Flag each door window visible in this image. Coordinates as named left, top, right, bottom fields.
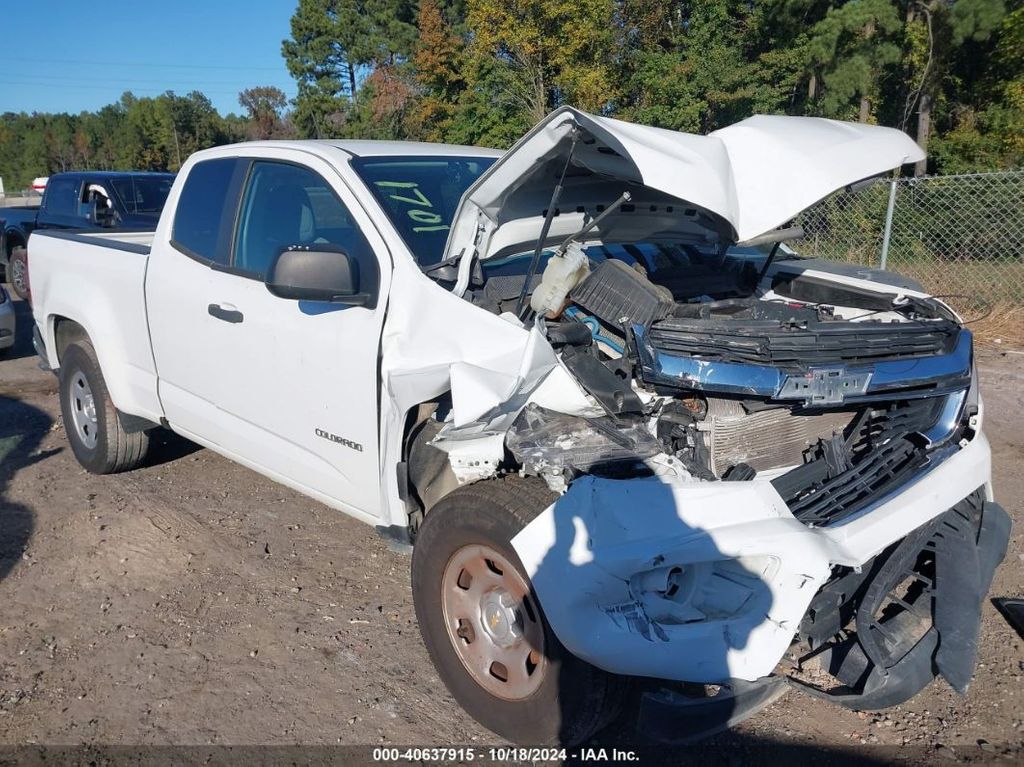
left=232, top=161, right=379, bottom=295
left=110, top=175, right=174, bottom=214
left=172, top=158, right=247, bottom=266
left=42, top=176, right=81, bottom=218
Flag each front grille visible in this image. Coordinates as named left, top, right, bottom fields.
left=648, top=317, right=960, bottom=370
left=784, top=437, right=930, bottom=526
left=771, top=397, right=948, bottom=527
left=849, top=397, right=945, bottom=455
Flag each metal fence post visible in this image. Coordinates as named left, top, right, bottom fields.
left=879, top=179, right=897, bottom=270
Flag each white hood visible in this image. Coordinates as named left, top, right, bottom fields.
left=444, top=107, right=924, bottom=262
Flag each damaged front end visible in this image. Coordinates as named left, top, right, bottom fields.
left=486, top=263, right=1005, bottom=714
left=795, top=489, right=1009, bottom=707
left=397, top=107, right=1010, bottom=720
left=416, top=241, right=1011, bottom=711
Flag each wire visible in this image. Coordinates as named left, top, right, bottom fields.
left=0, top=72, right=291, bottom=87
left=928, top=294, right=993, bottom=325
left=0, top=79, right=252, bottom=96
left=782, top=292, right=990, bottom=327
left=0, top=55, right=282, bottom=71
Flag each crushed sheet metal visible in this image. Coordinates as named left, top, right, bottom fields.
left=432, top=431, right=506, bottom=484
left=381, top=274, right=551, bottom=419
left=524, top=362, right=603, bottom=418
left=511, top=475, right=833, bottom=682
left=449, top=321, right=557, bottom=427
left=377, top=270, right=546, bottom=525
left=511, top=433, right=995, bottom=684
left=378, top=273, right=559, bottom=496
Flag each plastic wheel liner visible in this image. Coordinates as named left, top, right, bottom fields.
left=791, top=489, right=1011, bottom=708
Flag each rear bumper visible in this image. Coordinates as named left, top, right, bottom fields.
left=512, top=432, right=1003, bottom=685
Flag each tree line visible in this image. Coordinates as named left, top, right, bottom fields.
left=0, top=90, right=284, bottom=192
left=1, top=0, right=1020, bottom=192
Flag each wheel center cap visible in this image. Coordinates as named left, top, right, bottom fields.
left=480, top=590, right=519, bottom=644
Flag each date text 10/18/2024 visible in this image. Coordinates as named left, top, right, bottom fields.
left=373, top=747, right=641, bottom=762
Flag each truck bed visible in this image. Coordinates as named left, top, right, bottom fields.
left=30, top=228, right=163, bottom=424
left=36, top=228, right=156, bottom=254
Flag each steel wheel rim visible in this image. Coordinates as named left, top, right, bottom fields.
left=69, top=372, right=99, bottom=449
left=441, top=544, right=547, bottom=700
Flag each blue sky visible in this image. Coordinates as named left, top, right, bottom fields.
left=0, top=0, right=299, bottom=116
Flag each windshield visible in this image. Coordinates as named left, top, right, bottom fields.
left=110, top=175, right=174, bottom=215
left=352, top=155, right=497, bottom=266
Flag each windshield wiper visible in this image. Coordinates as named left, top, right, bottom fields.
left=421, top=250, right=465, bottom=275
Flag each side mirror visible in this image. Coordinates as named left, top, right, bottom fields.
left=87, top=199, right=117, bottom=228
left=265, top=245, right=370, bottom=305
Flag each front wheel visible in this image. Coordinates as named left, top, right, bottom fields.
left=411, top=476, right=624, bottom=745
left=59, top=340, right=149, bottom=474
left=9, top=246, right=30, bottom=301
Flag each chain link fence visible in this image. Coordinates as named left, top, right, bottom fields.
left=796, top=169, right=1024, bottom=340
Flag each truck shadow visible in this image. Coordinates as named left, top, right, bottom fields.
left=3, top=289, right=37, bottom=362
left=141, top=427, right=203, bottom=468
left=0, top=395, right=56, bottom=582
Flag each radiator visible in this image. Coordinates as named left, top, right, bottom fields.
left=699, top=398, right=857, bottom=475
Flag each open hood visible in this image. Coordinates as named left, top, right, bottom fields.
left=444, top=107, right=924, bottom=264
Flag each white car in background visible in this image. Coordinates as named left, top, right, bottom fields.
left=0, top=284, right=15, bottom=354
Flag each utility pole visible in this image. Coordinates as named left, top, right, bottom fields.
left=172, top=125, right=182, bottom=168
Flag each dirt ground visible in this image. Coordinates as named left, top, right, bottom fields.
left=1, top=288, right=1022, bottom=759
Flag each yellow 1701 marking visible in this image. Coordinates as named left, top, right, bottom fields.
left=375, top=180, right=448, bottom=232
left=375, top=180, right=433, bottom=208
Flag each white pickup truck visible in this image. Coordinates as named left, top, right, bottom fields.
left=29, top=108, right=1009, bottom=744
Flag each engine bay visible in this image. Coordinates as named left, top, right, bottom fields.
left=452, top=239, right=975, bottom=522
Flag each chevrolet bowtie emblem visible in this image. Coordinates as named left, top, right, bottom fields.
left=778, top=368, right=873, bottom=405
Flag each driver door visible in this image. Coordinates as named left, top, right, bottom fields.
left=152, top=152, right=390, bottom=522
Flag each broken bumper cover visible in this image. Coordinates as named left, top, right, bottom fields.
left=512, top=432, right=1002, bottom=685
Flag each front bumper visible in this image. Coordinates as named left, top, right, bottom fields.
left=512, top=432, right=1004, bottom=685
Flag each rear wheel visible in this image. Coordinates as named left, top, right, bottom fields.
left=59, top=340, right=149, bottom=473
left=9, top=246, right=29, bottom=301
left=411, top=476, right=624, bottom=745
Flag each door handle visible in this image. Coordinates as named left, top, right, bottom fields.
left=208, top=303, right=244, bottom=323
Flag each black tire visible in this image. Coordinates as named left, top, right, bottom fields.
left=411, top=476, right=624, bottom=746
left=59, top=340, right=149, bottom=474
left=9, top=246, right=30, bottom=302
